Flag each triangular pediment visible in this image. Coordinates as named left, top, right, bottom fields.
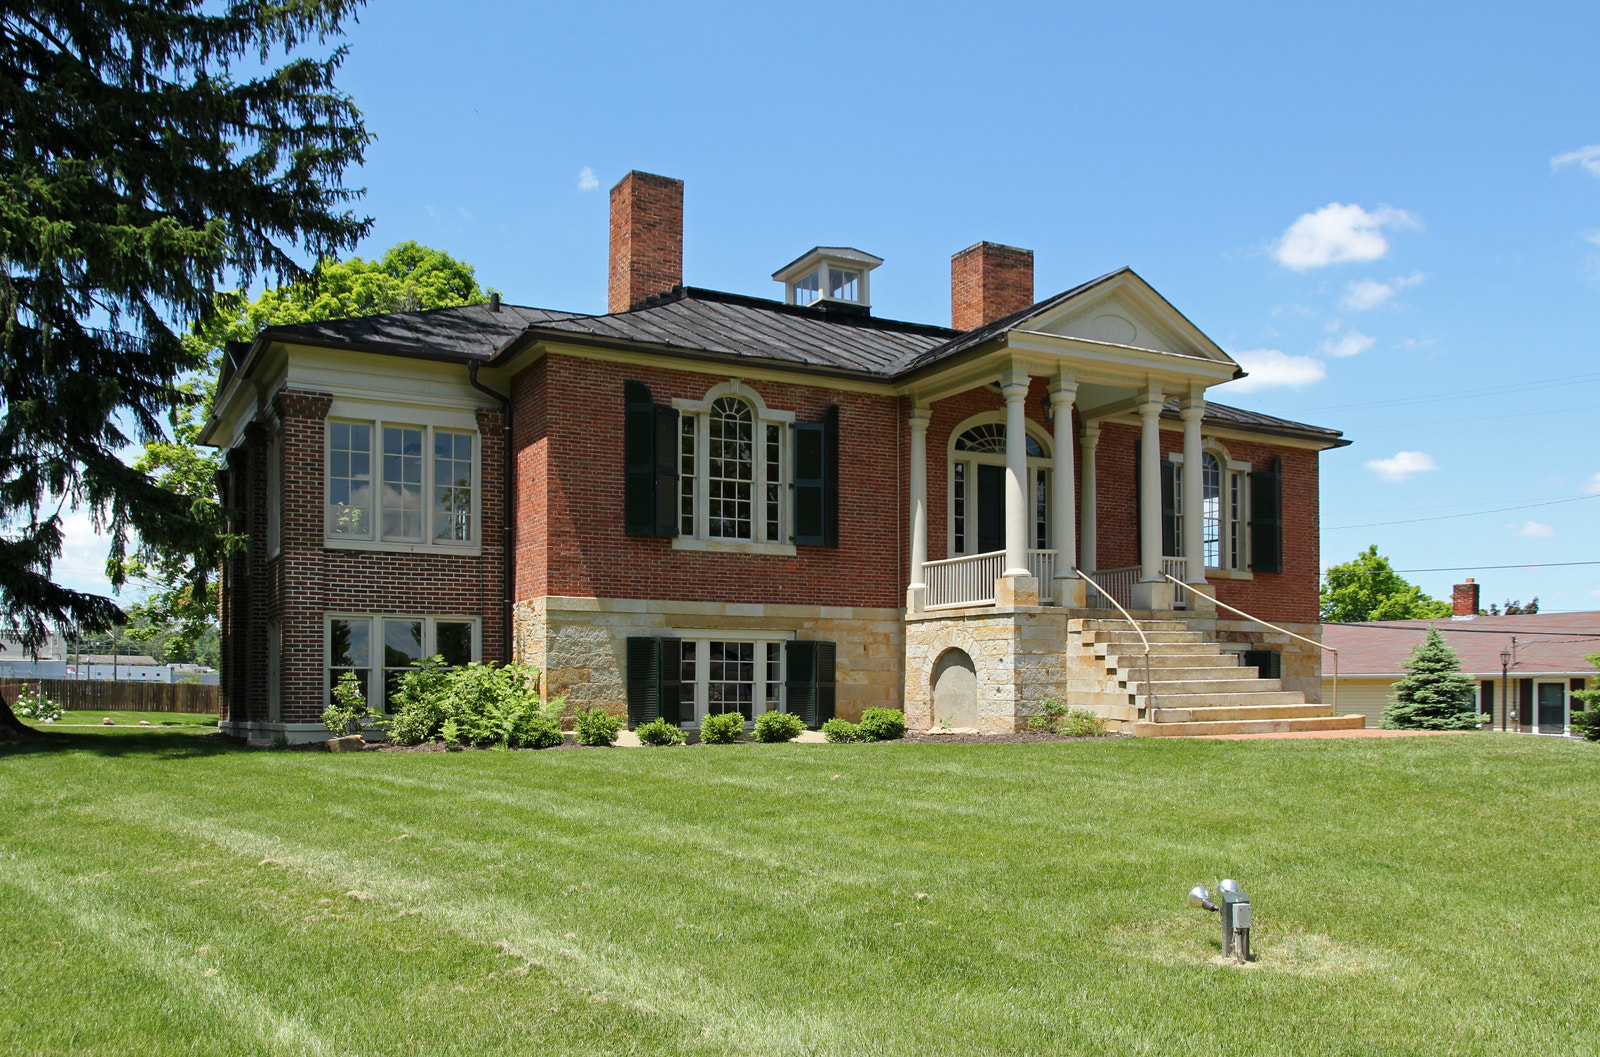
left=1020, top=270, right=1235, bottom=366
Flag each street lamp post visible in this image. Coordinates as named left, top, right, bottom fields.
left=1500, top=647, right=1512, bottom=733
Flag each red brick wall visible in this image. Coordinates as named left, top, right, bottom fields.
left=951, top=243, right=1034, bottom=330
left=1089, top=421, right=1320, bottom=624
left=609, top=171, right=684, bottom=314
left=220, top=387, right=511, bottom=727
left=515, top=354, right=906, bottom=609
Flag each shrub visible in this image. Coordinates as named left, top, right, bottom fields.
left=1025, top=699, right=1070, bottom=732
left=699, top=710, right=746, bottom=744
left=384, top=658, right=454, bottom=745
left=321, top=671, right=373, bottom=736
left=380, top=661, right=564, bottom=748
left=821, top=718, right=861, bottom=743
left=636, top=718, right=686, bottom=746
left=509, top=715, right=564, bottom=750
left=754, top=711, right=804, bottom=743
left=1571, top=707, right=1600, bottom=742
left=858, top=708, right=906, bottom=741
left=575, top=708, right=622, bottom=746
left=1058, top=709, right=1109, bottom=738
left=12, top=688, right=63, bottom=722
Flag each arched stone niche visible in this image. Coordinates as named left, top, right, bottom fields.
left=931, top=647, right=979, bottom=728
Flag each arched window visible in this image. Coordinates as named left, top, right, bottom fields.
left=1174, top=447, right=1248, bottom=571
left=1202, top=452, right=1221, bottom=568
left=947, top=417, right=1051, bottom=556
left=706, top=397, right=754, bottom=539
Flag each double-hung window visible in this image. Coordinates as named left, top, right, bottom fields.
left=326, top=419, right=477, bottom=548
left=1173, top=450, right=1250, bottom=572
left=327, top=614, right=479, bottom=711
left=673, top=387, right=796, bottom=550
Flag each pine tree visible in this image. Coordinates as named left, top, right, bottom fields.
left=0, top=2, right=370, bottom=737
left=1382, top=628, right=1481, bottom=730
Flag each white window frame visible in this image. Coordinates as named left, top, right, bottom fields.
left=673, top=628, right=794, bottom=728
left=1171, top=446, right=1252, bottom=577
left=671, top=382, right=797, bottom=556
left=945, top=412, right=1053, bottom=558
left=325, top=613, right=482, bottom=713
left=324, top=417, right=481, bottom=554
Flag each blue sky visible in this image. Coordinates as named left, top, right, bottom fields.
left=63, top=0, right=1600, bottom=611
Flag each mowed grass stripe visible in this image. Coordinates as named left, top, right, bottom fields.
left=3, top=729, right=1598, bottom=1055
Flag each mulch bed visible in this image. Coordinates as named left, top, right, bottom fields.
left=902, top=731, right=1126, bottom=745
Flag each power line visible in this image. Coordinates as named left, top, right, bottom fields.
left=1300, top=369, right=1600, bottom=415
left=1323, top=493, right=1600, bottom=529
left=1388, top=560, right=1600, bottom=573
left=1332, top=624, right=1600, bottom=638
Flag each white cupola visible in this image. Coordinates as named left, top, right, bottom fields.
left=772, top=247, right=883, bottom=309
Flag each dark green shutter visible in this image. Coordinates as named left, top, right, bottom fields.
left=625, top=382, right=657, bottom=536
left=626, top=636, right=661, bottom=726
left=1160, top=459, right=1177, bottom=558
left=785, top=639, right=836, bottom=728
left=793, top=420, right=826, bottom=545
left=823, top=406, right=839, bottom=546
left=624, top=381, right=678, bottom=537
left=627, top=636, right=683, bottom=728
left=1248, top=458, right=1282, bottom=574
left=1518, top=679, right=1533, bottom=730
left=652, top=404, right=679, bottom=536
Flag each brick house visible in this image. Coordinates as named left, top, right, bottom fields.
left=202, top=170, right=1356, bottom=744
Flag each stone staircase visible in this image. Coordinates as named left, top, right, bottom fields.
left=1074, top=618, right=1365, bottom=737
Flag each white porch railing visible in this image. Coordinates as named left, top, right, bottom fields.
left=925, top=551, right=1003, bottom=608
left=924, top=549, right=1060, bottom=609
left=1030, top=549, right=1057, bottom=604
left=1085, top=557, right=1188, bottom=610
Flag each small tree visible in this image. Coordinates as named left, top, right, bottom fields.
left=1382, top=629, right=1481, bottom=730
left=1321, top=546, right=1453, bottom=623
left=1571, top=653, right=1600, bottom=741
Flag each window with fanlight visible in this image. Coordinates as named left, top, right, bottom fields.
left=947, top=418, right=1052, bottom=557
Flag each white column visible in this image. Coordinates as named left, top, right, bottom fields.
left=1180, top=393, right=1207, bottom=586
left=907, top=403, right=930, bottom=611
left=1079, top=422, right=1099, bottom=573
left=1136, top=386, right=1164, bottom=583
left=1049, top=374, right=1083, bottom=607
left=1001, top=369, right=1032, bottom=579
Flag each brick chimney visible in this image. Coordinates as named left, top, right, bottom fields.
left=609, top=171, right=683, bottom=314
left=951, top=242, right=1034, bottom=330
left=1452, top=578, right=1480, bottom=617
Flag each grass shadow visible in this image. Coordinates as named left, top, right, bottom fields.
left=0, top=727, right=252, bottom=761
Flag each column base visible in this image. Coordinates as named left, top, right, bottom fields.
left=1130, top=579, right=1174, bottom=611
left=994, top=574, right=1039, bottom=607
left=906, top=585, right=927, bottom=613
left=1052, top=575, right=1087, bottom=608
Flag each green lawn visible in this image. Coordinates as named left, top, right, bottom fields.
left=50, top=710, right=219, bottom=727
left=2, top=728, right=1596, bottom=1057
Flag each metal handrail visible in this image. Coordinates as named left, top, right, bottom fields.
left=1161, top=573, right=1339, bottom=716
left=1075, top=566, right=1156, bottom=718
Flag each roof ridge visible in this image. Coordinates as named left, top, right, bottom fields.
left=624, top=285, right=959, bottom=338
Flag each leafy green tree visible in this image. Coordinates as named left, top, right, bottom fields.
left=1319, top=545, right=1453, bottom=623
left=1571, top=653, right=1600, bottom=741
left=121, top=243, right=492, bottom=659
left=1382, top=628, right=1481, bottom=730
left=0, top=0, right=371, bottom=715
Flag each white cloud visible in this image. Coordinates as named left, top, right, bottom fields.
left=1273, top=203, right=1421, bottom=271
left=53, top=508, right=122, bottom=599
left=1589, top=587, right=1600, bottom=597
left=1319, top=329, right=1375, bottom=358
left=1510, top=520, right=1556, bottom=538
left=1584, top=472, right=1600, bottom=495
left=1552, top=144, right=1600, bottom=177
left=1342, top=272, right=1425, bottom=310
left=1226, top=348, right=1326, bottom=392
left=578, top=166, right=599, bottom=191
left=1364, top=450, right=1438, bottom=482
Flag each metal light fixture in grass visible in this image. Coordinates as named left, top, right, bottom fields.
left=1187, top=879, right=1252, bottom=963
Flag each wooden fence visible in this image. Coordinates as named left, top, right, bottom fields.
left=2, top=679, right=221, bottom=714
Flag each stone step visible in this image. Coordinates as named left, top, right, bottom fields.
left=1074, top=619, right=1192, bottom=633
left=1094, top=641, right=1228, bottom=658
left=1132, top=714, right=1367, bottom=738
left=1149, top=702, right=1331, bottom=723
left=1084, top=630, right=1207, bottom=645
left=1128, top=678, right=1285, bottom=696
left=1122, top=664, right=1264, bottom=682
left=1134, top=690, right=1307, bottom=709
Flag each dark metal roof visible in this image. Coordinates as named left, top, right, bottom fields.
left=223, top=282, right=1344, bottom=445
left=521, top=287, right=953, bottom=375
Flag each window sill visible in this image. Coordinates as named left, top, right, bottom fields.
left=671, top=537, right=797, bottom=557
left=1203, top=567, right=1253, bottom=580
left=323, top=538, right=482, bottom=558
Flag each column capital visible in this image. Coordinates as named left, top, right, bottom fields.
left=1135, top=388, right=1165, bottom=418
left=1178, top=390, right=1206, bottom=420
left=1081, top=421, right=1101, bottom=446
left=1048, top=370, right=1078, bottom=401
left=908, top=404, right=931, bottom=430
